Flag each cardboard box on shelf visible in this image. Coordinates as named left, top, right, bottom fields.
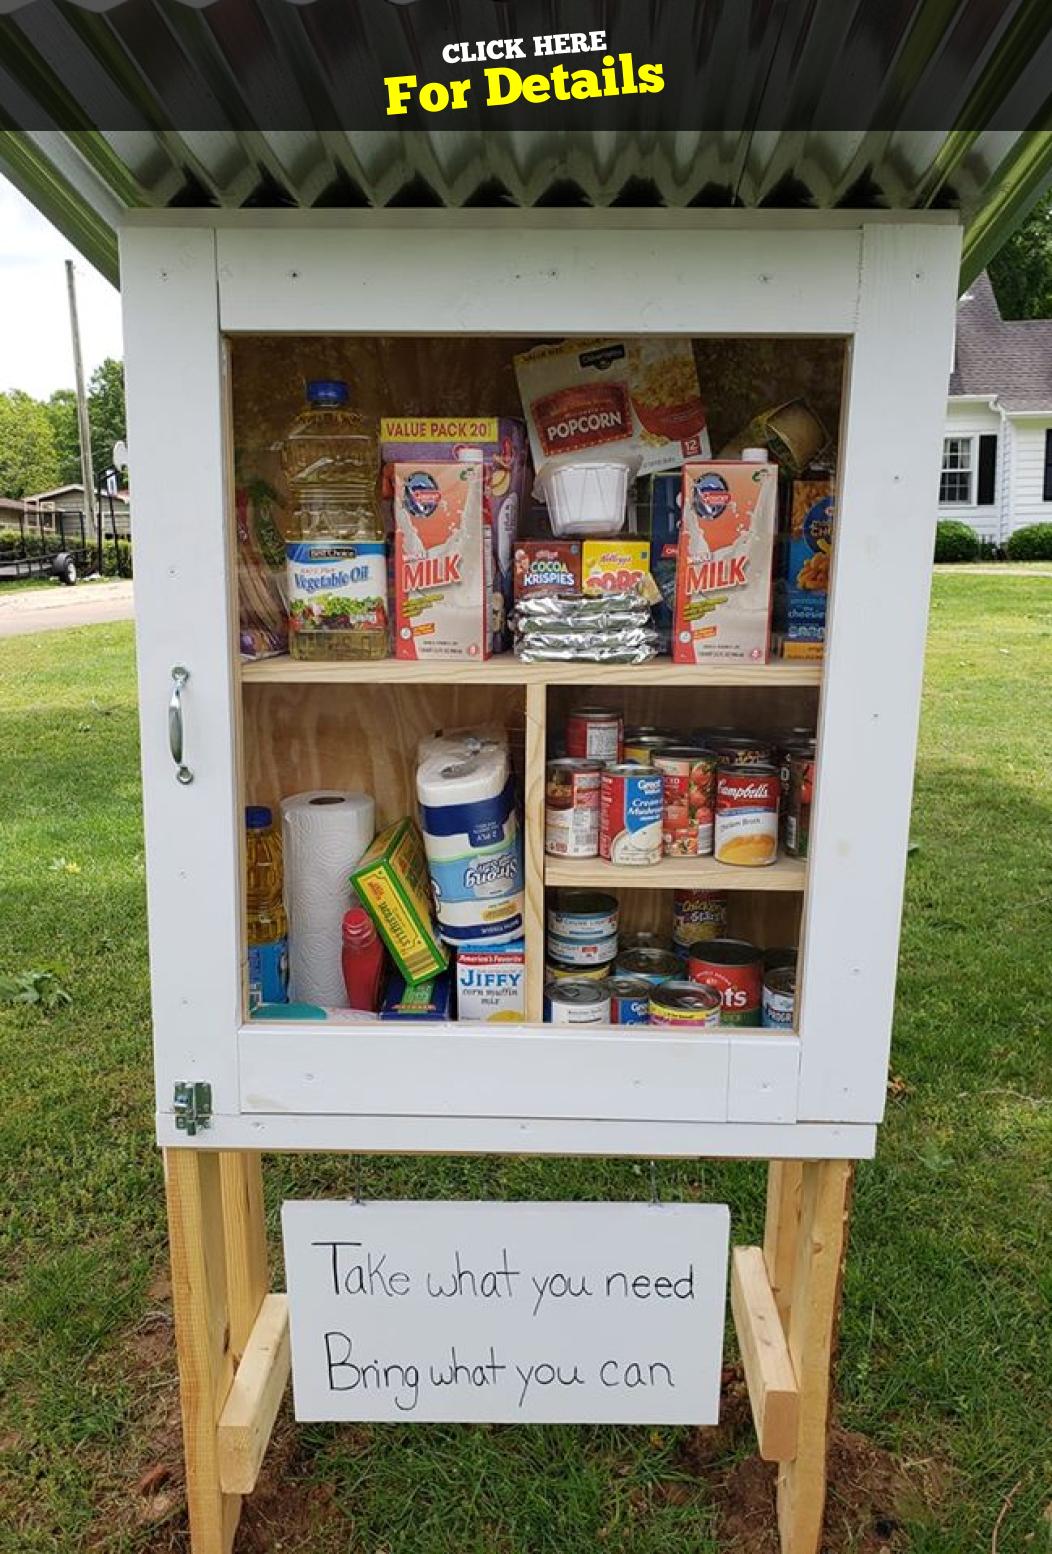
left=774, top=477, right=834, bottom=653
left=392, top=458, right=489, bottom=660
left=673, top=459, right=778, bottom=663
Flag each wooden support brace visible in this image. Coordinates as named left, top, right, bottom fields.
left=217, top=1294, right=291, bottom=1495
left=730, top=1245, right=800, bottom=1462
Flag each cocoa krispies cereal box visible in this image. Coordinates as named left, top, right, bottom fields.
left=673, top=460, right=778, bottom=663
left=514, top=339, right=709, bottom=477
left=513, top=540, right=582, bottom=599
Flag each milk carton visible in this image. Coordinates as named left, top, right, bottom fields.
left=456, top=939, right=526, bottom=1022
left=673, top=457, right=777, bottom=663
left=392, top=456, right=488, bottom=659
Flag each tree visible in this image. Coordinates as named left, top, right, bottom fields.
left=87, top=358, right=126, bottom=482
left=988, top=191, right=1052, bottom=319
left=0, top=391, right=59, bottom=498
left=46, top=388, right=81, bottom=486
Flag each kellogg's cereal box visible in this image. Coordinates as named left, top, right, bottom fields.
left=673, top=459, right=778, bottom=663
left=393, top=457, right=488, bottom=660
left=582, top=538, right=653, bottom=598
left=513, top=540, right=582, bottom=599
left=514, top=338, right=709, bottom=477
left=773, top=476, right=834, bottom=652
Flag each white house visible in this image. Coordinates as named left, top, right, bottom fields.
left=941, top=271, right=1052, bottom=545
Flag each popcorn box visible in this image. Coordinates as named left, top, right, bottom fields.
left=673, top=460, right=778, bottom=663
left=392, top=458, right=488, bottom=660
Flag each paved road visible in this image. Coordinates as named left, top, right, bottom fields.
left=0, top=579, right=135, bottom=638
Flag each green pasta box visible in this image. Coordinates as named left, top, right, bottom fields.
left=350, top=819, right=449, bottom=986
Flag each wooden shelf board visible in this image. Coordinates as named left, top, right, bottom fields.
left=545, top=854, right=807, bottom=892
left=241, top=654, right=823, bottom=689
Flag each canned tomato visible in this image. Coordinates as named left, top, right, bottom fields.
left=713, top=735, right=774, bottom=767
left=545, top=960, right=613, bottom=983
left=545, top=758, right=602, bottom=858
left=567, top=707, right=623, bottom=764
left=623, top=728, right=675, bottom=764
left=547, top=889, right=619, bottom=942
left=672, top=889, right=728, bottom=948
left=547, top=932, right=619, bottom=967
left=603, top=975, right=652, bottom=1025
left=648, top=981, right=721, bottom=1029
left=600, top=765, right=663, bottom=866
left=785, top=751, right=815, bottom=858
left=544, top=980, right=612, bottom=1025
left=762, top=964, right=796, bottom=1028
left=714, top=764, right=780, bottom=867
left=615, top=945, right=682, bottom=984
left=764, top=946, right=797, bottom=973
left=687, top=938, right=762, bottom=1026
left=653, top=745, right=717, bottom=857
left=778, top=739, right=815, bottom=834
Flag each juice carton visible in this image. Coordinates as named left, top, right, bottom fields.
left=673, top=459, right=778, bottom=663
left=648, top=474, right=682, bottom=654
left=773, top=477, right=834, bottom=651
left=455, top=939, right=526, bottom=1022
left=380, top=969, right=453, bottom=1020
left=513, top=540, right=582, bottom=599
left=392, top=457, right=488, bottom=660
left=582, top=538, right=655, bottom=598
left=349, top=818, right=449, bottom=985
left=381, top=419, right=529, bottom=652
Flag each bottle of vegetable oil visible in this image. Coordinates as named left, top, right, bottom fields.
left=246, top=806, right=289, bottom=1008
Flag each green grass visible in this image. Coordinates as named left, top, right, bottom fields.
left=0, top=580, right=1050, bottom=1552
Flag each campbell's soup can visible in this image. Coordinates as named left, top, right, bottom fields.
left=614, top=945, right=682, bottom=985
left=545, top=959, right=613, bottom=983
left=544, top=980, right=612, bottom=1025
left=762, top=964, right=796, bottom=1029
left=602, top=975, right=652, bottom=1025
left=545, top=758, right=602, bottom=858
left=566, top=706, right=623, bottom=764
left=653, top=745, right=717, bottom=857
left=600, top=765, right=663, bottom=866
left=672, top=889, right=728, bottom=948
left=687, top=938, right=763, bottom=1026
left=648, top=981, right=721, bottom=1029
left=714, top=764, right=779, bottom=867
left=623, top=728, right=675, bottom=764
left=785, top=751, right=815, bottom=859
left=547, top=889, right=619, bottom=942
left=712, top=735, right=774, bottom=767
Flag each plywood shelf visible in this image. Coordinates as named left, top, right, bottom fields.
left=240, top=654, right=822, bottom=689
left=545, top=853, right=807, bottom=892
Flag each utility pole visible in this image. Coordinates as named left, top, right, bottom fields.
left=65, top=259, right=99, bottom=562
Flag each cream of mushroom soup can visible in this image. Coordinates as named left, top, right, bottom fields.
left=600, top=765, right=664, bottom=865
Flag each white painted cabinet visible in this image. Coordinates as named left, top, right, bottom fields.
left=121, top=210, right=961, bottom=1160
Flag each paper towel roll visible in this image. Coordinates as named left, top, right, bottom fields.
left=281, top=790, right=375, bottom=1006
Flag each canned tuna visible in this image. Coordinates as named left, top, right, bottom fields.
left=602, top=976, right=652, bottom=1025
left=648, top=981, right=721, bottom=1028
left=546, top=889, right=619, bottom=942
left=762, top=964, right=796, bottom=1028
left=544, top=980, right=612, bottom=1024
left=614, top=945, right=682, bottom=984
left=547, top=931, right=620, bottom=967
left=600, top=765, right=663, bottom=866
left=545, top=960, right=613, bottom=983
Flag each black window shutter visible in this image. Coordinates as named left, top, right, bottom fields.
left=1044, top=430, right=1052, bottom=502
left=977, top=435, right=997, bottom=506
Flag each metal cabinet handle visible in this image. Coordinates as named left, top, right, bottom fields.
left=169, top=666, right=193, bottom=785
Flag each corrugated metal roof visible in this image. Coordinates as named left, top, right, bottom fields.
left=1, top=1, right=1051, bottom=288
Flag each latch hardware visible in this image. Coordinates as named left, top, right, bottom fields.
left=173, top=1081, right=212, bottom=1136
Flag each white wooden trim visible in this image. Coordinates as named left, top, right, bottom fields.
left=120, top=226, right=243, bottom=1116
left=123, top=208, right=961, bottom=234
left=156, top=1112, right=876, bottom=1160
left=795, top=222, right=962, bottom=1123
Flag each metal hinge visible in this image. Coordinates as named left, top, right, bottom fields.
left=173, top=1081, right=212, bottom=1136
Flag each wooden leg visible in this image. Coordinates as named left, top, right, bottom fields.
left=764, top=1160, right=804, bottom=1329
left=775, top=1159, right=854, bottom=1554
left=165, top=1149, right=268, bottom=1554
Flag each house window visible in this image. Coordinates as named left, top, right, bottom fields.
left=939, top=437, right=973, bottom=504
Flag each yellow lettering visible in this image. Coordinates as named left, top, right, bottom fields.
left=569, top=68, right=602, bottom=100
left=521, top=72, right=552, bottom=103
left=419, top=80, right=450, bottom=112
left=485, top=66, right=523, bottom=106
left=637, top=62, right=664, bottom=94
left=384, top=75, right=417, bottom=116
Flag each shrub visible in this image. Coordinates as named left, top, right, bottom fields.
left=0, top=525, right=49, bottom=561
left=934, top=519, right=980, bottom=563
left=98, top=539, right=133, bottom=578
left=1006, top=522, right=1052, bottom=560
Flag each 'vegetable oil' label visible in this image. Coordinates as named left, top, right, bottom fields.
left=286, top=541, right=388, bottom=638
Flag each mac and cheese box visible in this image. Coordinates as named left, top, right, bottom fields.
left=774, top=477, right=834, bottom=653
left=673, top=459, right=778, bottom=663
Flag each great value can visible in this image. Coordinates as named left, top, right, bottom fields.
left=672, top=889, right=728, bottom=948
left=600, top=765, right=663, bottom=865
left=544, top=980, right=612, bottom=1024
left=623, top=728, right=675, bottom=764
left=653, top=745, right=717, bottom=856
left=545, top=758, right=602, bottom=858
left=714, top=764, right=780, bottom=867
left=566, top=707, right=623, bottom=764
left=546, top=889, right=619, bottom=942
left=615, top=945, right=683, bottom=984
left=602, top=975, right=652, bottom=1025
left=762, top=964, right=796, bottom=1028
left=545, top=959, right=613, bottom=983
left=547, top=932, right=620, bottom=967
left=687, top=938, right=763, bottom=1026
left=648, top=981, right=721, bottom=1028
left=785, top=751, right=815, bottom=858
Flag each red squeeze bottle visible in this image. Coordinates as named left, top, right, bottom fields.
left=341, top=907, right=385, bottom=1012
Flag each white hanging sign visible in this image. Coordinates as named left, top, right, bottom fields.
left=282, top=1199, right=730, bottom=1424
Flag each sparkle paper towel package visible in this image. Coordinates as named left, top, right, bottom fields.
left=416, top=727, right=524, bottom=945
left=281, top=791, right=375, bottom=1006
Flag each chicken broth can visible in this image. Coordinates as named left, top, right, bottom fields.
left=545, top=758, right=602, bottom=859
left=648, top=981, right=721, bottom=1028
left=714, top=764, right=780, bottom=867
left=600, top=765, right=664, bottom=866
left=762, top=964, right=796, bottom=1029
left=603, top=976, right=652, bottom=1025
left=654, top=745, right=717, bottom=856
left=615, top=945, right=683, bottom=985
left=544, top=980, right=612, bottom=1024
left=687, top=938, right=763, bottom=1026
left=567, top=707, right=623, bottom=764
left=672, top=889, right=729, bottom=948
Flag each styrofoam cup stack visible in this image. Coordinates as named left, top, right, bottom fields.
left=538, top=459, right=632, bottom=537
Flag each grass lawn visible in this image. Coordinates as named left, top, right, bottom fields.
left=0, top=576, right=1050, bottom=1553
